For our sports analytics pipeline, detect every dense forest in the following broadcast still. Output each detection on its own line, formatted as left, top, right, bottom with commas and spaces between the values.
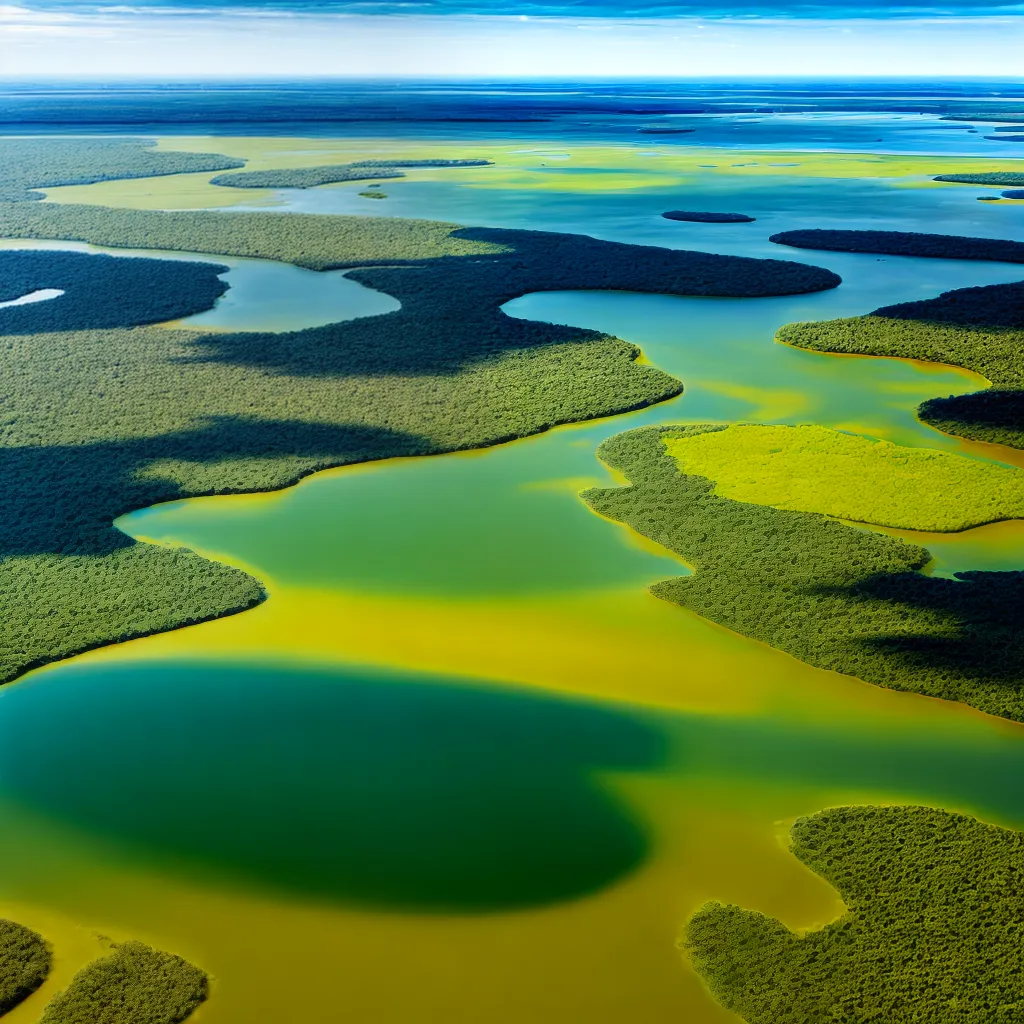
0, 251, 227, 333
770, 227, 1024, 263
934, 171, 1024, 186
0, 200, 843, 681
0, 919, 49, 1016
0, 139, 242, 203
583, 425, 1024, 721
40, 942, 207, 1024
687, 805, 1024, 1024
778, 279, 1024, 449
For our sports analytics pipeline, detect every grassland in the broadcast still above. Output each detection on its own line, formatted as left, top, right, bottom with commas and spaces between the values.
210, 158, 491, 189
0, 203, 844, 682
664, 424, 1024, 531
686, 805, 1024, 1024
770, 228, 1024, 263
778, 280, 1024, 449
40, 941, 206, 1024
0, 251, 227, 333
0, 919, 50, 1015
37, 136, 1024, 210
0, 138, 242, 203
583, 425, 1024, 721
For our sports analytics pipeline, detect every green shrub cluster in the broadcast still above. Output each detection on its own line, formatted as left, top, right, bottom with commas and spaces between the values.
583, 425, 1024, 721
778, 279, 1024, 449
770, 227, 1024, 263
0, 251, 227, 333
686, 805, 1024, 1024
0, 918, 49, 1015
0, 139, 243, 203
40, 941, 207, 1024
210, 157, 491, 189
934, 171, 1024, 186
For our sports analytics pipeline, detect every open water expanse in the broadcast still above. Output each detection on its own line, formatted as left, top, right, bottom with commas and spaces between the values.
2, 86, 1024, 1021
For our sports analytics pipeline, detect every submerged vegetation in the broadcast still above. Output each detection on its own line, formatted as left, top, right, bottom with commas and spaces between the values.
769, 228, 1024, 263
0, 251, 227, 333
210, 158, 492, 189
686, 805, 1024, 1024
0, 203, 840, 682
0, 139, 242, 203
40, 942, 207, 1024
583, 425, 1024, 721
0, 919, 50, 1015
664, 424, 1024, 531
662, 211, 754, 223
778, 280, 1024, 449
1003, 189, 1024, 199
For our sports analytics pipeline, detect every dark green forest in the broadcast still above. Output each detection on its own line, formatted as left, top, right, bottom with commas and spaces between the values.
582, 425, 1024, 721
686, 805, 1024, 1024
0, 251, 227, 333
0, 919, 49, 1016
40, 942, 207, 1024
0, 139, 243, 203
934, 171, 1024, 186
778, 279, 1024, 448
770, 227, 1024, 262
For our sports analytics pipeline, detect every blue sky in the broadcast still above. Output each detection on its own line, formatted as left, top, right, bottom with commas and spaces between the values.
2, 0, 1022, 76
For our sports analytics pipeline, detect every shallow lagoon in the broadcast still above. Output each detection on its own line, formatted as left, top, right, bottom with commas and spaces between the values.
3, 124, 1024, 1022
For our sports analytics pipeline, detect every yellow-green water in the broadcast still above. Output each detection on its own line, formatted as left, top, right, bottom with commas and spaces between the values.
2, 134, 1024, 1022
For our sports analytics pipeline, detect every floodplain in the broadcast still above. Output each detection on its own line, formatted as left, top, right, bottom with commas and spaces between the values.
1, 98, 1023, 1023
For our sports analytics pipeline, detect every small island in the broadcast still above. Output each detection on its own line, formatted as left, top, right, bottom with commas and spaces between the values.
934, 171, 1024, 186
662, 210, 755, 223
1004, 189, 1024, 199
770, 227, 1024, 263
211, 157, 492, 190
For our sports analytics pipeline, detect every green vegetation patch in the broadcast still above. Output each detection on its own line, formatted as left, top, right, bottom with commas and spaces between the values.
0, 202, 842, 683
0, 139, 243, 203
662, 211, 754, 223
40, 941, 206, 1024
210, 157, 491, 189
663, 423, 1024, 531
686, 805, 1024, 1024
934, 171, 1024, 186
0, 918, 50, 1015
0, 251, 227, 333
770, 228, 1024, 263
583, 425, 1024, 721
778, 279, 1024, 449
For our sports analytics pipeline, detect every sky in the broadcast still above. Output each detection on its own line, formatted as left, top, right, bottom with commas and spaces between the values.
1, 0, 1022, 77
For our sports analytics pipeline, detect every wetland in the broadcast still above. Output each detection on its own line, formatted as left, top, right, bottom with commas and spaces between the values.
1, 110, 1023, 1024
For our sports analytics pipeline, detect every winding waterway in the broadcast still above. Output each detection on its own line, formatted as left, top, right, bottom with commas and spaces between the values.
1, 129, 1023, 1023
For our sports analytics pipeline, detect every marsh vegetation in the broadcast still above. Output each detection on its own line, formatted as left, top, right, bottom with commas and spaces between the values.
584, 425, 1024, 721
40, 942, 207, 1024
687, 805, 1024, 1024
210, 158, 492, 189
0, 139, 242, 203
